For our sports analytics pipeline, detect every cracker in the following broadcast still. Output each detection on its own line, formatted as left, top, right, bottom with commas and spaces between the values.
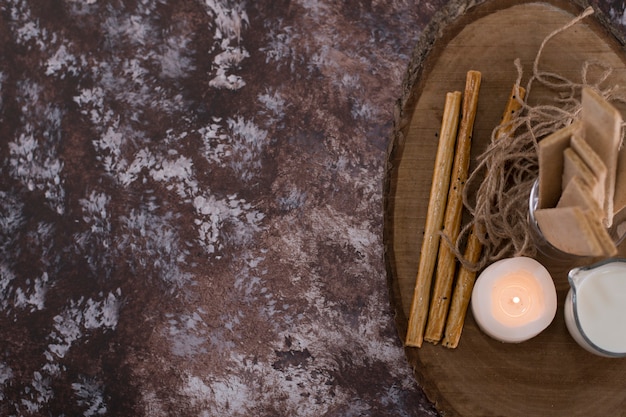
581, 87, 623, 227
612, 146, 626, 226
570, 133, 608, 209
534, 206, 605, 256
557, 175, 602, 213
537, 121, 579, 209
586, 210, 618, 257
562, 147, 598, 198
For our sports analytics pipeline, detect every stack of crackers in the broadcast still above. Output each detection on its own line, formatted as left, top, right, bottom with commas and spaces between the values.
535, 87, 625, 257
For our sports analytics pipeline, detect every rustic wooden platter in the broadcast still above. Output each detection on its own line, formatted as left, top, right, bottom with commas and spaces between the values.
384, 1, 626, 416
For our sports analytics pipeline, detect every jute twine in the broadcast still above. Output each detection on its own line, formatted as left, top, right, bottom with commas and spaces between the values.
451, 6, 626, 271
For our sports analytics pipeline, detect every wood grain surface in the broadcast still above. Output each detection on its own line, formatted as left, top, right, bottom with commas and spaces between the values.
385, 1, 626, 416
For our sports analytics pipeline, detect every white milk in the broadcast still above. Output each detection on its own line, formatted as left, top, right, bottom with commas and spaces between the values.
572, 262, 626, 354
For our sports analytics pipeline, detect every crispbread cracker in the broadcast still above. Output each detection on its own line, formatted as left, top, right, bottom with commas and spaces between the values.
586, 210, 618, 256
613, 145, 626, 226
557, 175, 602, 213
534, 206, 605, 256
537, 121, 579, 209
581, 87, 623, 227
562, 148, 599, 198
570, 133, 607, 209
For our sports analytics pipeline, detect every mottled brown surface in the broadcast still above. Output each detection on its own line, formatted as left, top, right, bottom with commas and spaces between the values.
0, 0, 625, 416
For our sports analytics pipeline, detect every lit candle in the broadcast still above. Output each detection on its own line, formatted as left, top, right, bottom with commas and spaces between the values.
564, 260, 626, 357
471, 257, 557, 343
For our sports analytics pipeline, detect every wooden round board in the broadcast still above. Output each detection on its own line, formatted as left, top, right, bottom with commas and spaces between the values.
384, 1, 626, 416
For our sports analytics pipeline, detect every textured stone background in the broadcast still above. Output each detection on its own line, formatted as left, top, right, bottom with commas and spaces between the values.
0, 0, 624, 416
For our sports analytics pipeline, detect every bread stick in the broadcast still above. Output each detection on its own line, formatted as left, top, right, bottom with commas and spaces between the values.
405, 91, 462, 348
424, 70, 482, 344
442, 84, 525, 348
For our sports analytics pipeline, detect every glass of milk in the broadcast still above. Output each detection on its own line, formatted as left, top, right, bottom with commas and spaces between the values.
564, 259, 626, 357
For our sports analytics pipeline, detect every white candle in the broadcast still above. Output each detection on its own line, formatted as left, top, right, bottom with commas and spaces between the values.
471, 257, 557, 343
564, 260, 626, 357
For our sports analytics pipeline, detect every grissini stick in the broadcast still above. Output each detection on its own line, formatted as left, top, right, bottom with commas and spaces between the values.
442, 84, 525, 349
424, 70, 482, 344
405, 90, 462, 347
441, 223, 483, 348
